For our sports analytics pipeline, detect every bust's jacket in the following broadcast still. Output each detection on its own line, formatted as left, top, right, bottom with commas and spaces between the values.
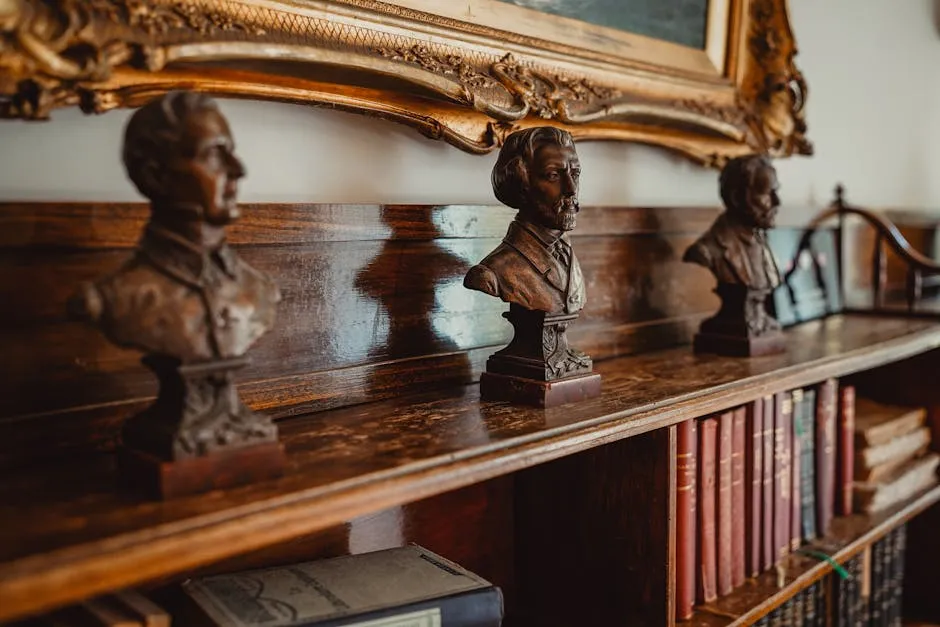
464, 218, 585, 314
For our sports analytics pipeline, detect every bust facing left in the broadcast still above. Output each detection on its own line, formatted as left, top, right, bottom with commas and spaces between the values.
69, 92, 285, 498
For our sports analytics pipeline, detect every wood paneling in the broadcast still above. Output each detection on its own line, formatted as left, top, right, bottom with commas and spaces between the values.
0, 202, 721, 466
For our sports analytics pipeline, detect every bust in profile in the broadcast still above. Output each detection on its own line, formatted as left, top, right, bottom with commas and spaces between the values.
684, 154, 782, 291
464, 126, 585, 315
69, 92, 282, 465
71, 91, 280, 363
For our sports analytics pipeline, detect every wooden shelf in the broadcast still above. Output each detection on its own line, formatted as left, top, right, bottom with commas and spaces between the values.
2, 314, 940, 622
690, 483, 940, 626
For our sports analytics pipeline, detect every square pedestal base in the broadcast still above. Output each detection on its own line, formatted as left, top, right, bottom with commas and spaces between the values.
480, 371, 602, 408
118, 441, 286, 499
693, 330, 787, 357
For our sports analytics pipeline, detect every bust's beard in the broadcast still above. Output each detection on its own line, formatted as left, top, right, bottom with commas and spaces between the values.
555, 197, 579, 231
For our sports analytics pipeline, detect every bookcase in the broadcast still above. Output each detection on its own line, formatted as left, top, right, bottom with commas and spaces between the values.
1, 201, 939, 627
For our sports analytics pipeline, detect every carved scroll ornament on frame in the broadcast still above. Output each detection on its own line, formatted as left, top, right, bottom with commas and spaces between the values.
0, 0, 812, 166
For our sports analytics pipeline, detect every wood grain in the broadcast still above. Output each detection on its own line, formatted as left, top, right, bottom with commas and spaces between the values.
1, 315, 939, 622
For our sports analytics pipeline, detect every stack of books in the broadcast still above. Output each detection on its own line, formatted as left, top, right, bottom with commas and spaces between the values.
755, 525, 908, 626
675, 379, 857, 619
852, 399, 939, 514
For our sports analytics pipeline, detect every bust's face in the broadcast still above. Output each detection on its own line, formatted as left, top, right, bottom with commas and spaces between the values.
742, 164, 780, 229
164, 108, 246, 225
521, 142, 581, 232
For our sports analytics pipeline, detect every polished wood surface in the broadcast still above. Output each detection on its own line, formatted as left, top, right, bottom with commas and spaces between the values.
0, 202, 721, 466
2, 315, 940, 622
690, 484, 940, 626
516, 428, 675, 626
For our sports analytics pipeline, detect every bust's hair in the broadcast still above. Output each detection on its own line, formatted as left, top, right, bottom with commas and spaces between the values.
122, 91, 219, 200
492, 127, 575, 210
719, 154, 774, 215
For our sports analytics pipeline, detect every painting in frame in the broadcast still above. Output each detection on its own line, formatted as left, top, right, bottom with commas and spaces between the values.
0, 0, 812, 165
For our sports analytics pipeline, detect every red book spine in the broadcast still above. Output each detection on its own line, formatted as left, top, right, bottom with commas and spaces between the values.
760, 395, 774, 571
791, 390, 803, 552
838, 385, 856, 517
731, 408, 746, 588
816, 379, 838, 536
697, 417, 718, 604
717, 412, 734, 596
745, 399, 763, 578
774, 392, 793, 562
676, 419, 698, 621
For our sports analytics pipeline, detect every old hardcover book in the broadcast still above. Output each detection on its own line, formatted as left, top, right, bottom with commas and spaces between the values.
697, 417, 719, 604
731, 407, 746, 588
853, 453, 940, 514
804, 581, 818, 626
790, 390, 803, 552
717, 411, 734, 596
838, 386, 855, 517
181, 545, 503, 627
854, 399, 926, 447
676, 419, 697, 621
870, 539, 884, 627
856, 427, 931, 471
800, 389, 818, 541
745, 399, 764, 578
816, 379, 838, 537
761, 396, 775, 571
774, 392, 793, 561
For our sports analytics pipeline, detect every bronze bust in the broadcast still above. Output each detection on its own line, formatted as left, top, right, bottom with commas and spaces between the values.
684, 154, 786, 356
70, 92, 284, 496
464, 127, 600, 407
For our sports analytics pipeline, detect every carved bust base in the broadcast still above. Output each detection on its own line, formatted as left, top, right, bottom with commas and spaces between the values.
693, 283, 786, 357
481, 305, 601, 407
119, 356, 286, 499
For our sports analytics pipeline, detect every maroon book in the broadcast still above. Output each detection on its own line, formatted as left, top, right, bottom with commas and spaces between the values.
816, 379, 838, 536
838, 385, 856, 517
731, 408, 746, 588
717, 411, 734, 596
697, 417, 718, 604
676, 419, 698, 621
745, 399, 763, 578
774, 392, 793, 562
761, 395, 774, 571
791, 390, 803, 552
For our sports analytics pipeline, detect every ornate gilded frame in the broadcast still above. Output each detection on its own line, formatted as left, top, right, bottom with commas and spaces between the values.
0, 0, 812, 165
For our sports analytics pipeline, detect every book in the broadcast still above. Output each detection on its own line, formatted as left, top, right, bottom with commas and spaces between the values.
856, 427, 931, 472
853, 453, 940, 514
761, 395, 775, 571
790, 390, 803, 552
717, 411, 734, 596
745, 399, 764, 578
816, 379, 838, 537
854, 399, 926, 447
675, 419, 697, 621
799, 388, 818, 541
838, 386, 855, 517
731, 407, 746, 588
181, 545, 504, 627
774, 392, 793, 561
697, 417, 718, 604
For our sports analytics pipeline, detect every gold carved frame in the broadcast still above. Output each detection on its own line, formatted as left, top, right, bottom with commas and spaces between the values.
0, 0, 812, 165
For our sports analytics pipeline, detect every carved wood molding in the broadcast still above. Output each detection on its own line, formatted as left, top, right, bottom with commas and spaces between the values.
0, 0, 812, 166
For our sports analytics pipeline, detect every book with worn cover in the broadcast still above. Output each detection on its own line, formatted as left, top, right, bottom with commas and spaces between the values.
815, 379, 837, 537
854, 399, 926, 447
181, 546, 503, 627
837, 386, 855, 517
856, 427, 931, 472
774, 392, 793, 562
745, 399, 763, 578
697, 417, 718, 604
731, 407, 746, 588
790, 390, 803, 552
675, 419, 697, 621
717, 411, 734, 596
799, 389, 817, 542
761, 396, 775, 571
853, 453, 939, 514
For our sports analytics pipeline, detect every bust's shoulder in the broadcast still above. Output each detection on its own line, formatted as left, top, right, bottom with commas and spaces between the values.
464, 262, 500, 297
683, 214, 728, 266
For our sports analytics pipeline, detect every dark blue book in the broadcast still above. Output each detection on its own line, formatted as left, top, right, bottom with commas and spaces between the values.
182, 545, 503, 627
799, 389, 818, 542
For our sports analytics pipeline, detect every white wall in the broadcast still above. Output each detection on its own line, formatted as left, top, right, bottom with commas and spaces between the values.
0, 0, 937, 224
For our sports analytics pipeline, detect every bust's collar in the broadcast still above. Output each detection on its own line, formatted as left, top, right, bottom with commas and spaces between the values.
138, 222, 237, 287
514, 217, 570, 248
715, 211, 763, 248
